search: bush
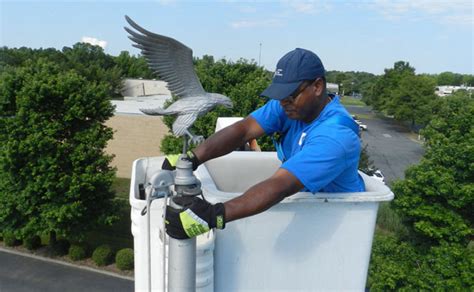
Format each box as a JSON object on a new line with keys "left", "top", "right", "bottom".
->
{"left": 376, "top": 202, "right": 409, "bottom": 239}
{"left": 115, "top": 248, "right": 134, "bottom": 270}
{"left": 92, "top": 244, "right": 114, "bottom": 266}
{"left": 368, "top": 233, "right": 474, "bottom": 290}
{"left": 24, "top": 235, "right": 42, "bottom": 250}
{"left": 52, "top": 239, "right": 70, "bottom": 256}
{"left": 3, "top": 231, "right": 21, "bottom": 247}
{"left": 68, "top": 244, "right": 88, "bottom": 261}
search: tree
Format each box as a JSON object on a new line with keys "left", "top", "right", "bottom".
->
{"left": 366, "top": 61, "right": 415, "bottom": 110}
{"left": 386, "top": 74, "right": 437, "bottom": 130}
{"left": 61, "top": 43, "right": 123, "bottom": 97}
{"left": 368, "top": 234, "right": 473, "bottom": 290}
{"left": 392, "top": 92, "right": 473, "bottom": 246}
{"left": 0, "top": 59, "right": 117, "bottom": 243}
{"left": 368, "top": 92, "right": 474, "bottom": 290}
{"left": 358, "top": 144, "right": 376, "bottom": 175}
{"left": 437, "top": 71, "right": 463, "bottom": 86}
{"left": 114, "top": 51, "right": 153, "bottom": 79}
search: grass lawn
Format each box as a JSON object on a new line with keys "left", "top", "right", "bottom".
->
{"left": 340, "top": 95, "right": 366, "bottom": 107}
{"left": 113, "top": 177, "right": 131, "bottom": 200}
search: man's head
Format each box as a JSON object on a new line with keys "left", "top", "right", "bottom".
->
{"left": 260, "top": 48, "right": 329, "bottom": 123}
{"left": 260, "top": 48, "right": 326, "bottom": 101}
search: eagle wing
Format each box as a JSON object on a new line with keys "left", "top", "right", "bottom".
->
{"left": 124, "top": 15, "right": 205, "bottom": 98}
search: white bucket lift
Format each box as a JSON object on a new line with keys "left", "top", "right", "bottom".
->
{"left": 130, "top": 151, "right": 393, "bottom": 291}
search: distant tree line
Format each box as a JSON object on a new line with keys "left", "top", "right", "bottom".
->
{"left": 322, "top": 63, "right": 474, "bottom": 133}
{"left": 326, "top": 68, "right": 474, "bottom": 98}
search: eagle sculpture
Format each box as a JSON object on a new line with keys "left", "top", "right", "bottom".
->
{"left": 124, "top": 15, "right": 233, "bottom": 144}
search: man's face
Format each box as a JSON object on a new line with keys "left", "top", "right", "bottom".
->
{"left": 279, "top": 78, "right": 326, "bottom": 123}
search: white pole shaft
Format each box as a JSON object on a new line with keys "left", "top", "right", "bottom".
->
{"left": 168, "top": 237, "right": 196, "bottom": 292}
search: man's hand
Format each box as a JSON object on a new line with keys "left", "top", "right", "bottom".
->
{"left": 165, "top": 196, "right": 225, "bottom": 239}
{"left": 162, "top": 151, "right": 200, "bottom": 171}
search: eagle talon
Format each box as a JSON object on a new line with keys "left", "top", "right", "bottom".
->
{"left": 191, "top": 135, "right": 204, "bottom": 145}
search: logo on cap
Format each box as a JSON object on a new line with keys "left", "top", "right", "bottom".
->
{"left": 274, "top": 68, "right": 283, "bottom": 77}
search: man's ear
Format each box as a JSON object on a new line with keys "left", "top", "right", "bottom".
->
{"left": 313, "top": 78, "right": 325, "bottom": 96}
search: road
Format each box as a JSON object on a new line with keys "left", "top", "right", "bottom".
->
{"left": 0, "top": 250, "right": 133, "bottom": 292}
{"left": 346, "top": 105, "right": 424, "bottom": 185}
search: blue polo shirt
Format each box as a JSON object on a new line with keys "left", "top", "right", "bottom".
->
{"left": 250, "top": 96, "right": 365, "bottom": 193}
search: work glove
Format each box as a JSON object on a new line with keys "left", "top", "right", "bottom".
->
{"left": 162, "top": 151, "right": 200, "bottom": 171}
{"left": 165, "top": 196, "right": 225, "bottom": 239}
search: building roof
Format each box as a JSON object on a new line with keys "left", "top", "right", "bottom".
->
{"left": 112, "top": 95, "right": 172, "bottom": 115}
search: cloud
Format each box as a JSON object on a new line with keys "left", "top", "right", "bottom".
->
{"left": 230, "top": 19, "right": 283, "bottom": 29}
{"left": 371, "top": 0, "right": 473, "bottom": 25}
{"left": 281, "top": 0, "right": 332, "bottom": 15}
{"left": 81, "top": 37, "right": 107, "bottom": 49}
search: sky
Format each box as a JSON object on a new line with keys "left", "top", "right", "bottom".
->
{"left": 1, "top": 0, "right": 473, "bottom": 75}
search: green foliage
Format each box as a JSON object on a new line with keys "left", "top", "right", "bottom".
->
{"left": 375, "top": 203, "right": 409, "bottom": 239}
{"left": 52, "top": 239, "right": 70, "bottom": 256}
{"left": 114, "top": 51, "right": 153, "bottom": 79}
{"left": 358, "top": 144, "right": 375, "bottom": 175}
{"left": 365, "top": 61, "right": 416, "bottom": 110}
{"left": 92, "top": 244, "right": 114, "bottom": 266}
{"left": 23, "top": 235, "right": 42, "bottom": 250}
{"left": 386, "top": 74, "right": 437, "bottom": 129}
{"left": 437, "top": 71, "right": 465, "bottom": 86}
{"left": 368, "top": 233, "right": 473, "bottom": 290}
{"left": 160, "top": 56, "right": 273, "bottom": 153}
{"left": 393, "top": 94, "right": 473, "bottom": 246}
{"left": 68, "top": 244, "right": 88, "bottom": 261}
{"left": 0, "top": 45, "right": 123, "bottom": 98}
{"left": 339, "top": 96, "right": 366, "bottom": 106}
{"left": 3, "top": 230, "right": 21, "bottom": 246}
{"left": 325, "top": 70, "right": 376, "bottom": 96}
{"left": 0, "top": 58, "right": 118, "bottom": 242}
{"left": 115, "top": 248, "right": 134, "bottom": 270}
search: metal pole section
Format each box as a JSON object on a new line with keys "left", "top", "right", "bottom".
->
{"left": 258, "top": 43, "right": 262, "bottom": 67}
{"left": 168, "top": 224, "right": 196, "bottom": 291}
{"left": 167, "top": 149, "right": 200, "bottom": 292}
{"left": 167, "top": 196, "right": 197, "bottom": 291}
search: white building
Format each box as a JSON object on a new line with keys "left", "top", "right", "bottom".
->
{"left": 121, "top": 78, "right": 171, "bottom": 97}
{"left": 327, "top": 82, "right": 339, "bottom": 94}
{"left": 435, "top": 85, "right": 474, "bottom": 97}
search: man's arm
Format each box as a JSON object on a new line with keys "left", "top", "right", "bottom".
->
{"left": 224, "top": 168, "right": 304, "bottom": 222}
{"left": 193, "top": 116, "right": 265, "bottom": 165}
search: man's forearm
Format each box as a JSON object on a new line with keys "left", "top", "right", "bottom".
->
{"left": 224, "top": 169, "right": 304, "bottom": 222}
{"left": 194, "top": 118, "right": 259, "bottom": 164}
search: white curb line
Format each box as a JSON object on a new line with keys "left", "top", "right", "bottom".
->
{"left": 0, "top": 246, "right": 134, "bottom": 281}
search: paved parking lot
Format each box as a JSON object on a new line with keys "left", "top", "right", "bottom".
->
{"left": 346, "top": 105, "right": 424, "bottom": 185}
{"left": 0, "top": 250, "right": 133, "bottom": 292}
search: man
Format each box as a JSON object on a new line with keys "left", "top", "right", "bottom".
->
{"left": 165, "top": 48, "right": 365, "bottom": 239}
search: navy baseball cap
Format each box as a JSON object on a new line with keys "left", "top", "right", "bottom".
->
{"left": 260, "top": 48, "right": 325, "bottom": 100}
